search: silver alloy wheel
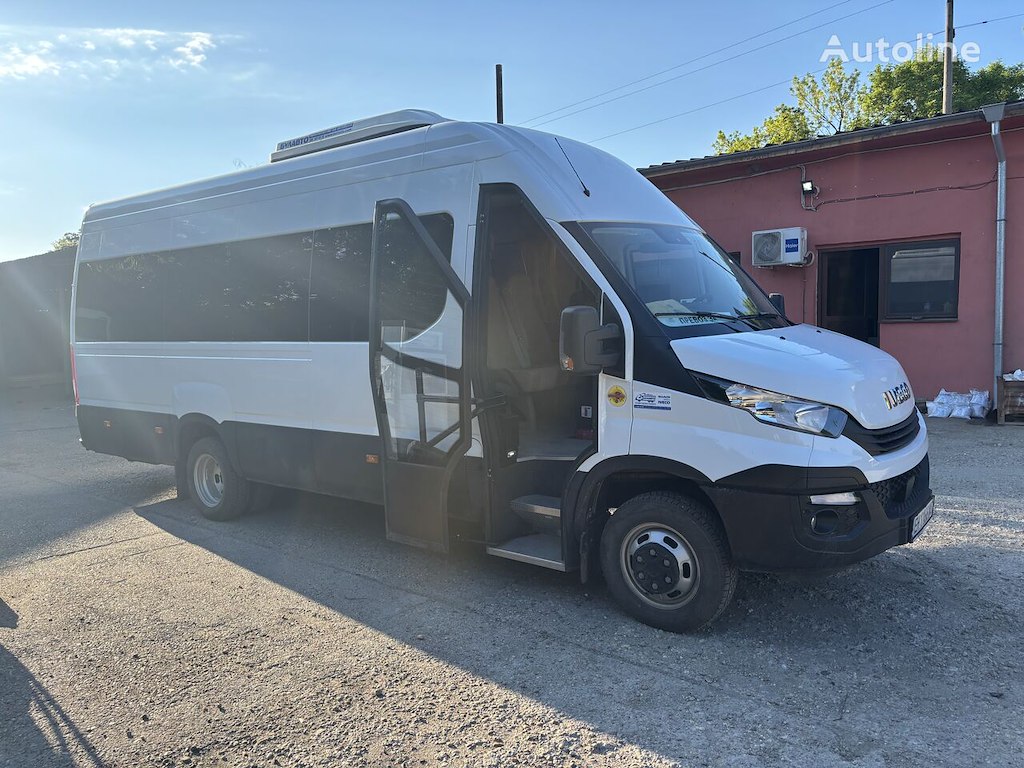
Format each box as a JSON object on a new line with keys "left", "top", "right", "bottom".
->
{"left": 192, "top": 453, "right": 225, "bottom": 508}
{"left": 620, "top": 523, "right": 699, "bottom": 609}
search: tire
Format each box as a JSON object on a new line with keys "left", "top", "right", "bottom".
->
{"left": 185, "top": 437, "right": 251, "bottom": 521}
{"left": 600, "top": 491, "right": 737, "bottom": 632}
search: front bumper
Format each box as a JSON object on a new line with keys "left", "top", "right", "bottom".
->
{"left": 704, "top": 456, "right": 933, "bottom": 572}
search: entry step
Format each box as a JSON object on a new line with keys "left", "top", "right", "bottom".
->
{"left": 487, "top": 533, "right": 566, "bottom": 571}
{"left": 510, "top": 494, "right": 561, "bottom": 535}
{"left": 511, "top": 495, "right": 561, "bottom": 518}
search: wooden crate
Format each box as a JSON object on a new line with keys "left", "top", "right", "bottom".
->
{"left": 997, "top": 378, "right": 1024, "bottom": 425}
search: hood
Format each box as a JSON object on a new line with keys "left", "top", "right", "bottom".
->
{"left": 671, "top": 324, "right": 916, "bottom": 429}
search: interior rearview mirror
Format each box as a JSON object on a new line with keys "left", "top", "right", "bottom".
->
{"left": 560, "top": 306, "right": 622, "bottom": 375}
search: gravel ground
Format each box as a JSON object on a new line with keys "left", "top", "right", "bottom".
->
{"left": 0, "top": 387, "right": 1021, "bottom": 768}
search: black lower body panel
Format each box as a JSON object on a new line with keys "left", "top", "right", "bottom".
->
{"left": 77, "top": 405, "right": 176, "bottom": 465}
{"left": 705, "top": 456, "right": 933, "bottom": 572}
{"left": 77, "top": 404, "right": 383, "bottom": 504}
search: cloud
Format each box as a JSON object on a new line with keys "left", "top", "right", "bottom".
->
{"left": 169, "top": 32, "right": 214, "bottom": 69}
{"left": 0, "top": 45, "right": 60, "bottom": 78}
{"left": 0, "top": 25, "right": 229, "bottom": 81}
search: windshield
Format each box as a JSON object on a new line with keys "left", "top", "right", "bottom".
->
{"left": 578, "top": 223, "right": 781, "bottom": 329}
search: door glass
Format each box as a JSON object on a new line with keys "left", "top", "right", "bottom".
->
{"left": 374, "top": 209, "right": 464, "bottom": 466}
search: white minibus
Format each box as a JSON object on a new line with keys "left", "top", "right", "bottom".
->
{"left": 71, "top": 110, "right": 933, "bottom": 631}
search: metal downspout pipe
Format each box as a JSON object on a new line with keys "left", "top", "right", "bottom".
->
{"left": 983, "top": 104, "right": 1008, "bottom": 397}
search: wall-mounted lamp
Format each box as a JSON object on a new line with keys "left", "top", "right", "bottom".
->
{"left": 798, "top": 165, "right": 819, "bottom": 212}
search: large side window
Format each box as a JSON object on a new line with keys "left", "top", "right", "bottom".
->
{"left": 75, "top": 254, "right": 163, "bottom": 342}
{"left": 311, "top": 214, "right": 453, "bottom": 343}
{"left": 228, "top": 232, "right": 311, "bottom": 342}
{"left": 309, "top": 223, "right": 373, "bottom": 342}
{"left": 881, "top": 239, "right": 959, "bottom": 321}
{"left": 163, "top": 234, "right": 311, "bottom": 342}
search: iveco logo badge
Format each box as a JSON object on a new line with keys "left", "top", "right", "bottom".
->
{"left": 883, "top": 382, "right": 911, "bottom": 410}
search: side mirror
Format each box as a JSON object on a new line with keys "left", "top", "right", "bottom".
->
{"left": 769, "top": 292, "right": 786, "bottom": 317}
{"left": 560, "top": 306, "right": 622, "bottom": 375}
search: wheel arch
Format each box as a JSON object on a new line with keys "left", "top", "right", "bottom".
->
{"left": 564, "top": 455, "right": 727, "bottom": 583}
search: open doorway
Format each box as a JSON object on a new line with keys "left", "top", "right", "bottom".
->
{"left": 818, "top": 248, "right": 880, "bottom": 345}
{"left": 473, "top": 185, "right": 600, "bottom": 566}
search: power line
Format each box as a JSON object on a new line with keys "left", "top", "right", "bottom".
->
{"left": 524, "top": 0, "right": 895, "bottom": 130}
{"left": 588, "top": 68, "right": 828, "bottom": 145}
{"left": 949, "top": 12, "right": 1024, "bottom": 33}
{"left": 587, "top": 9, "right": 1024, "bottom": 148}
{"left": 925, "top": 11, "right": 1024, "bottom": 37}
{"left": 519, "top": 0, "right": 859, "bottom": 126}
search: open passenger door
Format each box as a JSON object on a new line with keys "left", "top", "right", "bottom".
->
{"left": 369, "top": 199, "right": 470, "bottom": 552}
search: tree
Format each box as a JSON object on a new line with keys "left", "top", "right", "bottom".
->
{"left": 713, "top": 105, "right": 811, "bottom": 154}
{"left": 714, "top": 59, "right": 859, "bottom": 155}
{"left": 861, "top": 50, "right": 1024, "bottom": 124}
{"left": 715, "top": 50, "right": 1024, "bottom": 154}
{"left": 792, "top": 58, "right": 863, "bottom": 134}
{"left": 51, "top": 231, "right": 80, "bottom": 251}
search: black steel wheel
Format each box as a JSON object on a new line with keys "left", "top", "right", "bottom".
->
{"left": 600, "top": 492, "right": 736, "bottom": 632}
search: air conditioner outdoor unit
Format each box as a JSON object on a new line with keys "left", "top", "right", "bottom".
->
{"left": 751, "top": 227, "right": 808, "bottom": 267}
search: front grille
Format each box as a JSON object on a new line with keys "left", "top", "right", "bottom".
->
{"left": 842, "top": 411, "right": 921, "bottom": 456}
{"left": 867, "top": 457, "right": 930, "bottom": 519}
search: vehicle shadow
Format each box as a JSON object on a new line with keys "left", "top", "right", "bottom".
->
{"left": 134, "top": 491, "right": 1021, "bottom": 764}
{"left": 0, "top": 468, "right": 175, "bottom": 568}
{"left": 0, "top": 388, "right": 175, "bottom": 569}
{"left": 0, "top": 602, "right": 102, "bottom": 767}
{"left": 0, "top": 596, "right": 17, "bottom": 628}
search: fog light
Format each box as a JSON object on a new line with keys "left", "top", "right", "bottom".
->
{"left": 810, "top": 509, "right": 840, "bottom": 535}
{"left": 810, "top": 492, "right": 859, "bottom": 506}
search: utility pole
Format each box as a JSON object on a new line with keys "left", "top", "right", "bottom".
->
{"left": 942, "top": 0, "right": 954, "bottom": 114}
{"left": 495, "top": 64, "right": 504, "bottom": 124}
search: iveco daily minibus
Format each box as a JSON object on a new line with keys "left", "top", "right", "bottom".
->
{"left": 71, "top": 110, "right": 934, "bottom": 631}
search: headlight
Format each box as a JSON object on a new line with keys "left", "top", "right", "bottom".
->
{"left": 695, "top": 375, "right": 848, "bottom": 437}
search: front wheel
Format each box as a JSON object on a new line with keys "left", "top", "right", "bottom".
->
{"left": 186, "top": 437, "right": 251, "bottom": 521}
{"left": 600, "top": 492, "right": 737, "bottom": 632}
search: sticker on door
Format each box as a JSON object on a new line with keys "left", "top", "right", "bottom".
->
{"left": 634, "top": 392, "right": 672, "bottom": 411}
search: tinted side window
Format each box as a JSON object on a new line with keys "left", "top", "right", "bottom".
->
{"left": 163, "top": 243, "right": 232, "bottom": 342}
{"left": 310, "top": 214, "right": 453, "bottom": 343}
{"left": 377, "top": 213, "right": 455, "bottom": 340}
{"left": 229, "top": 233, "right": 311, "bottom": 342}
{"left": 310, "top": 223, "right": 372, "bottom": 342}
{"left": 75, "top": 254, "right": 163, "bottom": 342}
{"left": 163, "top": 234, "right": 311, "bottom": 342}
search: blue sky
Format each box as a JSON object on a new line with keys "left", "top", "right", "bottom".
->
{"left": 1, "top": 0, "right": 1022, "bottom": 260}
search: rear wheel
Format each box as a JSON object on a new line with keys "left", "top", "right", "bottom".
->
{"left": 600, "top": 492, "right": 736, "bottom": 632}
{"left": 186, "top": 437, "right": 251, "bottom": 521}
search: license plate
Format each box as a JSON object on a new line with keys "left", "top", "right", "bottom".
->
{"left": 910, "top": 498, "right": 935, "bottom": 542}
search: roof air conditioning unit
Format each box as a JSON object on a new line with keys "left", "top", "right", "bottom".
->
{"left": 751, "top": 227, "right": 808, "bottom": 267}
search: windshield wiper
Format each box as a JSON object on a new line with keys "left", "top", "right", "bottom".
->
{"left": 736, "top": 312, "right": 782, "bottom": 321}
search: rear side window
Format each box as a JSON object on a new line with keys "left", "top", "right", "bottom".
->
{"left": 75, "top": 254, "right": 164, "bottom": 342}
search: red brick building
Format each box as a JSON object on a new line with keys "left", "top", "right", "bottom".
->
{"left": 641, "top": 101, "right": 1024, "bottom": 401}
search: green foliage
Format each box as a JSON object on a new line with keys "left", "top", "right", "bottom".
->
{"left": 714, "top": 60, "right": 858, "bottom": 155}
{"left": 714, "top": 50, "right": 1024, "bottom": 155}
{"left": 861, "top": 47, "right": 1024, "bottom": 124}
{"left": 792, "top": 58, "right": 863, "bottom": 134}
{"left": 713, "top": 105, "right": 812, "bottom": 154}
{"left": 51, "top": 231, "right": 80, "bottom": 251}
